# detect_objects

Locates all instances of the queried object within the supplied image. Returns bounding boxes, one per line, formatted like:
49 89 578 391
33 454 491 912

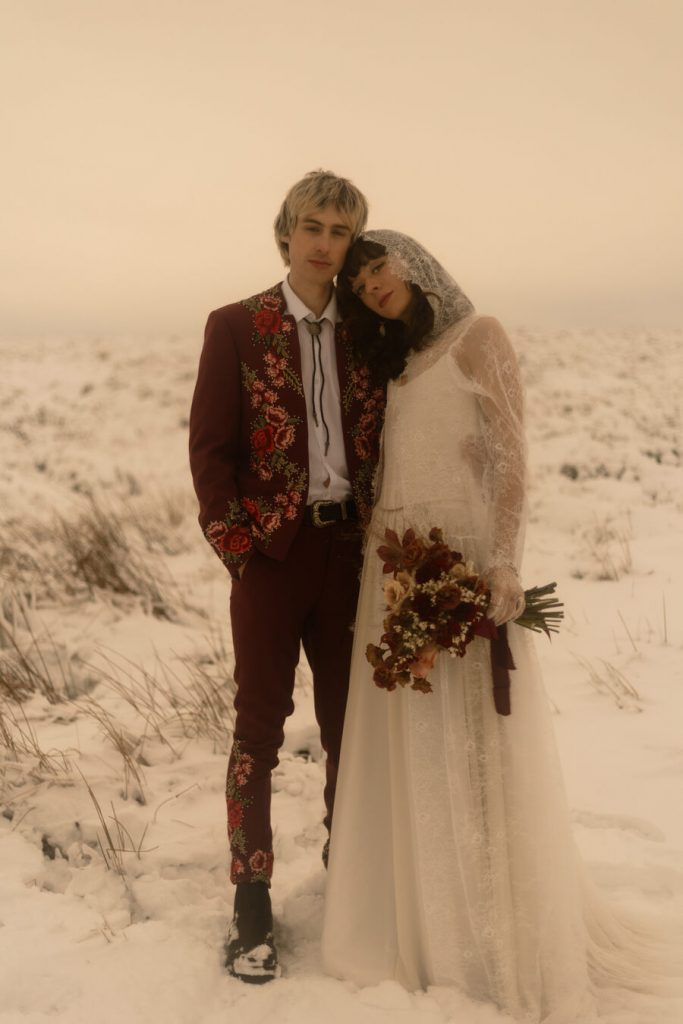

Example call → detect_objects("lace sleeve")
453 316 527 572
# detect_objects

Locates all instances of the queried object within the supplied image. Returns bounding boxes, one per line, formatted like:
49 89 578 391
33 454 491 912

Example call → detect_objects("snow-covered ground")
1 326 682 1023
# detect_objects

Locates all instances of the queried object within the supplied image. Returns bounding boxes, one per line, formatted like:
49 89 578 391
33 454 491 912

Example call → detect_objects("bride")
320 231 679 1023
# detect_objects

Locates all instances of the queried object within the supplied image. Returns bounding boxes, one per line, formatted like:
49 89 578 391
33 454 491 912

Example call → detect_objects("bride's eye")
371 261 385 274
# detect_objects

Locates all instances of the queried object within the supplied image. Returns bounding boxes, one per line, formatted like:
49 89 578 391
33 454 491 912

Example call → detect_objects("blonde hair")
273 169 369 265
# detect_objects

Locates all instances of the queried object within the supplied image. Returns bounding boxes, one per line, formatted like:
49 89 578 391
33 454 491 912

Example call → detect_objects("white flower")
384 578 408 610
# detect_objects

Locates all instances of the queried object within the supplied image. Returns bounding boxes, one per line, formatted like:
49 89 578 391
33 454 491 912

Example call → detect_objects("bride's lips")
378 292 393 309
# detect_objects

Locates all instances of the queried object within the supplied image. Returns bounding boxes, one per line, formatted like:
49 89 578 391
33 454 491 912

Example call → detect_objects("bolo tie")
303 318 331 456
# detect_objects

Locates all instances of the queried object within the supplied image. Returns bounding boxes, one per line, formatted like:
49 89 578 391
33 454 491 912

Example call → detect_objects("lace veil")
361 229 475 336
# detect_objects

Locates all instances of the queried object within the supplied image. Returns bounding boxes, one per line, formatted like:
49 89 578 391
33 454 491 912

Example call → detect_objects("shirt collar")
281 276 339 325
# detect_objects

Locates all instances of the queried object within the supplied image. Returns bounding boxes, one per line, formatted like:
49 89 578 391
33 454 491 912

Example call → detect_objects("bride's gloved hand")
485 565 525 626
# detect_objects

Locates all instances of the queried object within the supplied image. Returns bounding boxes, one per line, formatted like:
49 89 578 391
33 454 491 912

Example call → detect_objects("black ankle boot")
224 881 280 983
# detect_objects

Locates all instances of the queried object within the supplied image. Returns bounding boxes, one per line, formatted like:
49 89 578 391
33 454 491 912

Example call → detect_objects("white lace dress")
321 315 674 1023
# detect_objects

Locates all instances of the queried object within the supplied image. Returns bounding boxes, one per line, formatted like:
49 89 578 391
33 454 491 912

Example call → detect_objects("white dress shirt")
281 277 352 504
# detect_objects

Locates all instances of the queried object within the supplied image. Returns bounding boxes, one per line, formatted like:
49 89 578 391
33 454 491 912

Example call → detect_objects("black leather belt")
305 499 357 528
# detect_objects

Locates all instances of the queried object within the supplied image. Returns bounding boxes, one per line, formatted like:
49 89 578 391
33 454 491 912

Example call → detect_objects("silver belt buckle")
310 499 336 528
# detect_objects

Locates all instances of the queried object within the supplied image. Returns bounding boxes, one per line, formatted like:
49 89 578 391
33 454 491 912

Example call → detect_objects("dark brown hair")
337 238 435 385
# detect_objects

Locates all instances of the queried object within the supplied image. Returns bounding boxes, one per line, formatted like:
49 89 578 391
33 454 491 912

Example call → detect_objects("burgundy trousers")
226 517 362 885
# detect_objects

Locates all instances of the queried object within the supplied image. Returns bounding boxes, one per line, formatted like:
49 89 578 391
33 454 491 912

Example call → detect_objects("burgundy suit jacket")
189 283 385 578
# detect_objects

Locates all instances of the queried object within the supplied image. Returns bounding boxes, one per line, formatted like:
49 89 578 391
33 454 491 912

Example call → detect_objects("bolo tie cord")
304 319 330 456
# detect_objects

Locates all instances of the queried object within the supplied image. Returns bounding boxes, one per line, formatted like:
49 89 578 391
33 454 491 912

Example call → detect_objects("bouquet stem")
515 583 563 638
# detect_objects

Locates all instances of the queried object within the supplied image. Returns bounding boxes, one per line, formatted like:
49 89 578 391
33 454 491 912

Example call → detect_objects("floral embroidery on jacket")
241 290 304 397
342 343 386 527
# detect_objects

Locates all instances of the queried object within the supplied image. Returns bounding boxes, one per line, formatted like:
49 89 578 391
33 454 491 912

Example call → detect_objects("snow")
1 326 682 1022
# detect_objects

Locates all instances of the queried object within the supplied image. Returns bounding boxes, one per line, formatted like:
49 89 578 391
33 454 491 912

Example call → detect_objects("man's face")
282 205 354 290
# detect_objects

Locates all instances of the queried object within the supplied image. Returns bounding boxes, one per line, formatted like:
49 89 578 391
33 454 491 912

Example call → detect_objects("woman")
321 231 678 1023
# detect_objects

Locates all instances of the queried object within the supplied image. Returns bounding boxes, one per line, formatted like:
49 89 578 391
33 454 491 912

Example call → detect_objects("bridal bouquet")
365 526 563 694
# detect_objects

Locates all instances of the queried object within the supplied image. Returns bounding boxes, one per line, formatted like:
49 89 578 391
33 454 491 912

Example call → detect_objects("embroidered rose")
289 490 302 506
264 352 286 386
261 294 280 311
263 388 278 405
274 424 295 450
260 511 281 534
227 798 244 831
233 750 254 787
252 426 275 456
284 504 298 521
354 435 371 459
256 462 273 481
241 498 261 522
274 492 289 507
248 849 274 875
254 309 283 336
231 857 246 879
359 412 376 432
264 405 287 427
208 523 251 556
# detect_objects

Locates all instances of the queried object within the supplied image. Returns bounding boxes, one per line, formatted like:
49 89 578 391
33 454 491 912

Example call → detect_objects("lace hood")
361 229 475 336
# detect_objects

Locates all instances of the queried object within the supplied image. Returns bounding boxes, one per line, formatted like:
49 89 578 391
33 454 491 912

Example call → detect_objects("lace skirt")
321 505 682 1022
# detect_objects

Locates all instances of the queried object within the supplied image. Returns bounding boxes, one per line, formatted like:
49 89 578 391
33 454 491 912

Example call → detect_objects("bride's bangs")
340 238 387 283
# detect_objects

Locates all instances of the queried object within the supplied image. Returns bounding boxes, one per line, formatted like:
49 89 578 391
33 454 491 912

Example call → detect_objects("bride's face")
349 255 415 323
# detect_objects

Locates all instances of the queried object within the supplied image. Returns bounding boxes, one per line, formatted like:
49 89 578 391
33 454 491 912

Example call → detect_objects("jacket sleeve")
189 308 253 578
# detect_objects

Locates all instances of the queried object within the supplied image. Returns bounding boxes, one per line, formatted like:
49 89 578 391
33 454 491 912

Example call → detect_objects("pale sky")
2 0 682 336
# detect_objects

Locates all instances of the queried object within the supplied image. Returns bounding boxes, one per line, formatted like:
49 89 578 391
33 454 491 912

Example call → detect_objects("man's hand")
485 565 525 626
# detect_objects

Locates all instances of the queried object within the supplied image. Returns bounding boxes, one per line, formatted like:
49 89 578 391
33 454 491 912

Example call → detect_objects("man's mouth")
309 259 331 268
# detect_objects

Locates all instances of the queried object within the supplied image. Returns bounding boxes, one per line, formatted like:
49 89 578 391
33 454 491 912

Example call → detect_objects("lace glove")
485 564 525 626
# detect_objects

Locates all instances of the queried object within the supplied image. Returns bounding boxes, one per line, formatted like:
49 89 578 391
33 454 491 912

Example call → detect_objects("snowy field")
1 326 682 1023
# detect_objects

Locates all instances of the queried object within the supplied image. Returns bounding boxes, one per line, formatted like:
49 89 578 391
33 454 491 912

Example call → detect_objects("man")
189 170 384 983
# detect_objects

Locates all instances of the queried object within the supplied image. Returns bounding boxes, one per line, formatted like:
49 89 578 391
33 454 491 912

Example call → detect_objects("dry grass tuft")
573 654 642 711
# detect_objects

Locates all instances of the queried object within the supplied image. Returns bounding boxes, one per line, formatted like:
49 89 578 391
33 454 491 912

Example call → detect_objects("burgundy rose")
264 405 287 427
261 511 282 534
274 424 295 450
227 798 244 831
252 426 274 456
402 534 426 570
254 309 283 337
373 664 397 692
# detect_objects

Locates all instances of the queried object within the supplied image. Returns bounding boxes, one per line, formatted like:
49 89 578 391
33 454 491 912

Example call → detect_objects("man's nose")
315 231 332 253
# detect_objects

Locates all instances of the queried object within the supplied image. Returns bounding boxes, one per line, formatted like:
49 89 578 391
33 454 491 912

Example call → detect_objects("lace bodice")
375 314 527 573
